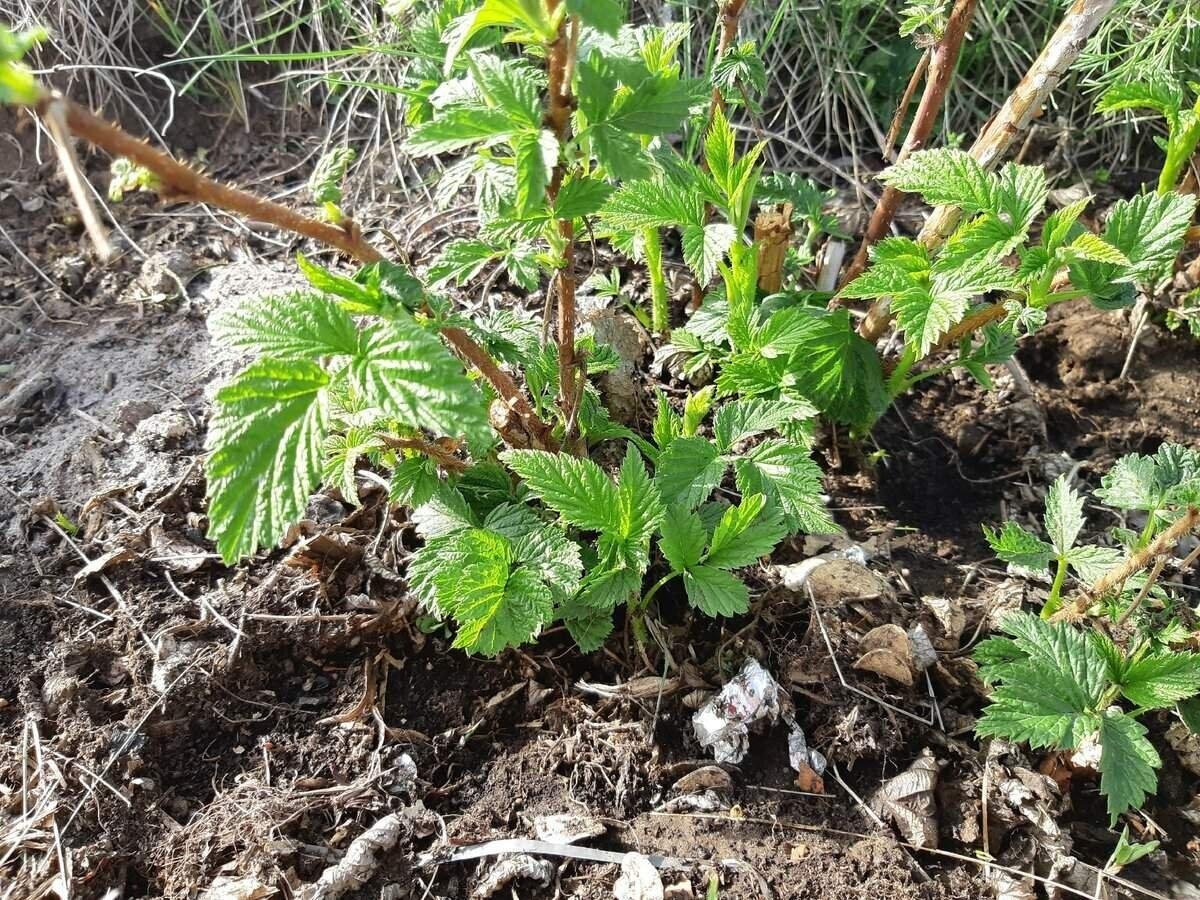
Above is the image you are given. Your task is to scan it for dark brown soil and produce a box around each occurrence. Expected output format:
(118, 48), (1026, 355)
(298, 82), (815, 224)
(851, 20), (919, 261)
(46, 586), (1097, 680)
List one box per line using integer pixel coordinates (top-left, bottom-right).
(2, 103), (1200, 900)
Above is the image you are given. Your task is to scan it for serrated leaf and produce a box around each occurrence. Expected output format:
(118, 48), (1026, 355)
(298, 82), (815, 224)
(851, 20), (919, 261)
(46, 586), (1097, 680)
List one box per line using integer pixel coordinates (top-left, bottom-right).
(1042, 196), (1092, 253)
(891, 284), (968, 359)
(323, 426), (378, 504)
(389, 456), (441, 507)
(1096, 77), (1183, 119)
(653, 436), (726, 509)
(467, 52), (543, 127)
(554, 174), (613, 219)
(878, 148), (995, 212)
(354, 260), (427, 314)
(616, 444), (665, 542)
(733, 439), (834, 534)
(1097, 709), (1160, 824)
(601, 178), (705, 232)
(704, 494), (787, 569)
(1068, 232), (1131, 265)
(205, 360), (330, 563)
(403, 103), (515, 155)
(210, 291), (360, 359)
(682, 386), (715, 436)
(566, 0), (623, 34)
(562, 606), (615, 651)
(713, 398), (812, 452)
(1066, 544), (1126, 584)
(659, 504), (707, 572)
(1044, 474), (1085, 556)
(983, 521), (1054, 572)
(514, 128), (557, 214)
(353, 319), (489, 448)
(838, 237), (930, 300)
(705, 105), (736, 193)
(426, 239), (500, 287)
(308, 146), (356, 206)
(502, 449), (621, 533)
(786, 309), (889, 428)
(682, 223), (737, 285)
(412, 487), (476, 538)
(1118, 651), (1200, 709)
(452, 557), (553, 655)
(590, 123), (654, 181)
(575, 565), (641, 610)
(683, 565), (749, 617)
(608, 76), (693, 135)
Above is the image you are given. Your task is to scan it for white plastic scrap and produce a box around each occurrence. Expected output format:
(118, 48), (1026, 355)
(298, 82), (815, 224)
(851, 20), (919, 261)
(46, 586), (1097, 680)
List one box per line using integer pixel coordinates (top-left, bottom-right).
(778, 546), (869, 591)
(692, 658), (826, 779)
(533, 813), (605, 845)
(613, 853), (664, 900)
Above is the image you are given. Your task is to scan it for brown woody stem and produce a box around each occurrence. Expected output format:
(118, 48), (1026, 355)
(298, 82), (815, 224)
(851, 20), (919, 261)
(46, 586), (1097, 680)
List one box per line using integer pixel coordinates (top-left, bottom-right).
(33, 92), (552, 446)
(1058, 506), (1200, 620)
(884, 50), (931, 156)
(841, 0), (979, 291)
(711, 0), (750, 114)
(379, 435), (469, 472)
(755, 203), (794, 293)
(546, 5), (583, 450)
(856, 0), (1118, 342)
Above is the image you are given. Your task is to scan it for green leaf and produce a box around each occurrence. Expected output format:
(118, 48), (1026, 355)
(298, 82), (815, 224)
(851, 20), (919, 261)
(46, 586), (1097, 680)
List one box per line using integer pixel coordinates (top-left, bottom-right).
(683, 565), (749, 617)
(984, 521), (1054, 572)
(1096, 77), (1183, 120)
(1066, 544), (1126, 584)
(682, 223), (738, 286)
(467, 53), (544, 127)
(502, 449), (621, 533)
(704, 105), (736, 193)
(0, 25), (45, 106)
(453, 556), (554, 655)
(1042, 196), (1092, 253)
(1068, 232), (1131, 266)
(1119, 651), (1200, 709)
(839, 237), (931, 301)
(426, 239), (500, 287)
(443, 0), (557, 72)
(1044, 475), (1085, 557)
(575, 565), (642, 610)
(608, 77), (694, 135)
(601, 178), (705, 232)
(296, 254), (380, 311)
(353, 319), (489, 448)
(659, 504), (707, 572)
(682, 386), (715, 437)
(554, 174), (613, 219)
(711, 41), (767, 100)
(566, 0), (624, 34)
(1097, 709), (1160, 824)
(205, 360), (330, 563)
(732, 439), (835, 534)
(354, 260), (427, 314)
(616, 443), (666, 542)
(713, 398), (812, 453)
(785, 309), (889, 428)
(562, 606), (615, 651)
(389, 456), (441, 507)
(653, 436), (726, 509)
(1109, 826), (1159, 869)
(704, 494), (787, 569)
(878, 148), (995, 213)
(413, 487), (476, 538)
(403, 104), (515, 155)
(308, 147), (356, 206)
(210, 291), (360, 359)
(590, 124), (654, 181)
(975, 613), (1108, 749)
(514, 128), (557, 214)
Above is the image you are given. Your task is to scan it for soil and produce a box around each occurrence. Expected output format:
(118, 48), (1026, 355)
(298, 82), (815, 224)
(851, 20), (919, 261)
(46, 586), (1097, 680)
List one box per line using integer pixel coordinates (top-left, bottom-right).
(2, 102), (1200, 900)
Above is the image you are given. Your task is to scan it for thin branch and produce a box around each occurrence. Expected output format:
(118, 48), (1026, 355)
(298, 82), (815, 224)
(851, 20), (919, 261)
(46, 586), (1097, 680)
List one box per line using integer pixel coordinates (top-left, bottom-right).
(856, 0), (1118, 342)
(379, 435), (469, 473)
(884, 50), (931, 156)
(1058, 506), (1200, 620)
(545, 4), (583, 449)
(27, 91), (554, 446)
(710, 0), (750, 115)
(840, 0), (979, 290)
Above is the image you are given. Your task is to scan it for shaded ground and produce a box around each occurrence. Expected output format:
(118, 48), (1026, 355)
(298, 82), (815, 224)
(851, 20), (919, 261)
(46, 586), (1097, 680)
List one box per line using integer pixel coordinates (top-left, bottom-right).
(2, 106), (1200, 900)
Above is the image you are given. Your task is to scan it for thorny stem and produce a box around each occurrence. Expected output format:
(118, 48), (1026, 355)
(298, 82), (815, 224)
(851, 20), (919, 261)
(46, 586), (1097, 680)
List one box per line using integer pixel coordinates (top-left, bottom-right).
(643, 228), (670, 334)
(710, 0), (750, 115)
(379, 435), (469, 472)
(856, 0), (1118, 342)
(546, 5), (584, 450)
(28, 91), (553, 449)
(884, 50), (931, 156)
(840, 0), (979, 291)
(1057, 505), (1200, 620)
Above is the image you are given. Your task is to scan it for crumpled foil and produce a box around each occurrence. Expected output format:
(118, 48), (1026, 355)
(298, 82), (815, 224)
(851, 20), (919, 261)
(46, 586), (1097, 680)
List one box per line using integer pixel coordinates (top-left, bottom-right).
(692, 658), (826, 777)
